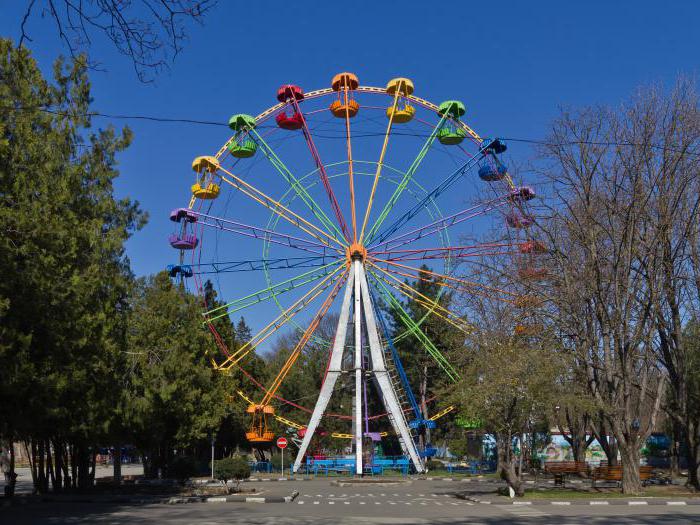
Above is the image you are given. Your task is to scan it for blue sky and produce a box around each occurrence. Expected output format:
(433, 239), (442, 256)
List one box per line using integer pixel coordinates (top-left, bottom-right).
(2, 0), (699, 336)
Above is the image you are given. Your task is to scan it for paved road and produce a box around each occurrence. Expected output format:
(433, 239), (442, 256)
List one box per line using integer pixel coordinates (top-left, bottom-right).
(4, 478), (700, 524)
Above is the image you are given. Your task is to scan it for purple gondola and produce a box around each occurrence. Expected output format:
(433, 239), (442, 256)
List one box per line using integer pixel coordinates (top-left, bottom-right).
(169, 233), (198, 250)
(169, 208), (198, 223)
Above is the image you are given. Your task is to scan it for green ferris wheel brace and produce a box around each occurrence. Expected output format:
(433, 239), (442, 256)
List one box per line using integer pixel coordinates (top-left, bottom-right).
(363, 112), (448, 243)
(228, 113), (346, 243)
(370, 271), (459, 382)
(203, 260), (344, 322)
(250, 128), (347, 243)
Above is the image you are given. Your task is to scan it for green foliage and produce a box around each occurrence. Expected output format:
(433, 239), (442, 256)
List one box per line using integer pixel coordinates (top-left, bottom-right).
(167, 455), (200, 482)
(0, 38), (145, 489)
(445, 334), (564, 436)
(124, 273), (233, 476)
(214, 456), (250, 485)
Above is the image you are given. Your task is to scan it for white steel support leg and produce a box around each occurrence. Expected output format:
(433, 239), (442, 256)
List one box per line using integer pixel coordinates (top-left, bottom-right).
(358, 265), (425, 473)
(353, 259), (363, 475)
(292, 271), (354, 474)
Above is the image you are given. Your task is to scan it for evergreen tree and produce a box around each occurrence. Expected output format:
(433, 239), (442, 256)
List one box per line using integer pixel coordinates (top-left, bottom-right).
(0, 39), (145, 491)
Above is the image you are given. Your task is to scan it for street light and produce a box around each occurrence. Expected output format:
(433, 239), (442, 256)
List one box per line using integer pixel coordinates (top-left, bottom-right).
(210, 434), (216, 480)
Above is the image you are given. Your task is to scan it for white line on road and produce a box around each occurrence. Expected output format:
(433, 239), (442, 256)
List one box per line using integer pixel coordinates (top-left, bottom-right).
(628, 501), (648, 505)
(667, 501), (687, 505)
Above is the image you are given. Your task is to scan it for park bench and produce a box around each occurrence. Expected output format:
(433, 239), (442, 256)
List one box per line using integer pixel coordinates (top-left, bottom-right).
(591, 465), (654, 487)
(368, 458), (410, 476)
(544, 461), (589, 486)
(305, 457), (356, 475)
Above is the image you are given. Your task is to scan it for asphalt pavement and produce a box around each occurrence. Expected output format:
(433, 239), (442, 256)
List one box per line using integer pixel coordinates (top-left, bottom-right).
(4, 478), (700, 524)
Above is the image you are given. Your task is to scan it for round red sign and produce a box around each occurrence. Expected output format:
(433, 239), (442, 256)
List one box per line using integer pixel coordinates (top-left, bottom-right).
(276, 437), (288, 449)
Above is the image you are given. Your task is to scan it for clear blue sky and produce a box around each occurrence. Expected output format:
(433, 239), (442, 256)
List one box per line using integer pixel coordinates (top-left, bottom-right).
(2, 0), (699, 336)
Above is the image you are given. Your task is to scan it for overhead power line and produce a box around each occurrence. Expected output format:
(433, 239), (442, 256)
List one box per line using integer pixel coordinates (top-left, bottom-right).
(1, 105), (699, 157)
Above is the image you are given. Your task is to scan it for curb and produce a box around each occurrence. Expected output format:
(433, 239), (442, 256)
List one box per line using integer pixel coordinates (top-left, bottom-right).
(458, 494), (700, 506)
(246, 478), (309, 482)
(168, 490), (299, 504)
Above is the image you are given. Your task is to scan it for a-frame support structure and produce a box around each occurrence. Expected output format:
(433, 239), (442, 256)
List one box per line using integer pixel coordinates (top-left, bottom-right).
(292, 257), (425, 474)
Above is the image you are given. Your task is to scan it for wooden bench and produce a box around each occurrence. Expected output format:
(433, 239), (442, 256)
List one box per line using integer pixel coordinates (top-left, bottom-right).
(592, 465), (654, 487)
(544, 461), (589, 486)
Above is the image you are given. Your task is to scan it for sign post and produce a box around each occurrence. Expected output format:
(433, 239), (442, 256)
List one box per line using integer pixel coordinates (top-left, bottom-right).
(276, 437), (288, 476)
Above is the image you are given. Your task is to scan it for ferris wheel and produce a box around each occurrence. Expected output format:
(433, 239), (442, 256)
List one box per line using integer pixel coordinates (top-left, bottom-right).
(168, 73), (541, 475)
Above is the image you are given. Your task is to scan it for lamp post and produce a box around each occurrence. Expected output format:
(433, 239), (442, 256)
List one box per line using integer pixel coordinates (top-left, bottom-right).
(210, 434), (216, 480)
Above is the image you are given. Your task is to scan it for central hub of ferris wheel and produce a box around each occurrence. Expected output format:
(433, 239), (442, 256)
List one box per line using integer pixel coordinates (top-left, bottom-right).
(346, 242), (367, 264)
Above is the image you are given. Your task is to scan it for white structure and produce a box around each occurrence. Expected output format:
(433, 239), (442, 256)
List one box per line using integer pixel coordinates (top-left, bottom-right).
(292, 253), (425, 474)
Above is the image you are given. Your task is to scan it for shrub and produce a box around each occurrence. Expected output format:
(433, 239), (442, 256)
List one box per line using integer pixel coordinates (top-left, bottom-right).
(214, 456), (251, 489)
(167, 456), (199, 483)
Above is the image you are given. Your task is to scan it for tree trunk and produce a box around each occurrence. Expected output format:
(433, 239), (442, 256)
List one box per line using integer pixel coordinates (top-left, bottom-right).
(619, 444), (642, 494)
(113, 443), (122, 485)
(496, 432), (524, 497)
(686, 424), (700, 490)
(53, 439), (63, 492)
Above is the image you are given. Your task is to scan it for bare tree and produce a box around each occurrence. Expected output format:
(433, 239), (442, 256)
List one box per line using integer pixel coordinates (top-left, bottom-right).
(635, 80), (700, 489)
(18, 0), (216, 82)
(538, 100), (667, 494)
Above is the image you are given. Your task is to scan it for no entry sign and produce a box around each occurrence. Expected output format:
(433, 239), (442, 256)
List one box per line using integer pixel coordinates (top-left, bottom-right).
(276, 437), (288, 449)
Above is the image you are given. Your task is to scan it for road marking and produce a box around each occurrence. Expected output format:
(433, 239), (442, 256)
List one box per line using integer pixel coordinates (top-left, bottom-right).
(375, 502), (381, 505)
(359, 501), (365, 505)
(552, 501), (571, 505)
(628, 501), (648, 505)
(380, 493), (386, 496)
(435, 502), (442, 506)
(313, 501), (320, 505)
(513, 501), (532, 505)
(329, 494), (334, 497)
(344, 501), (350, 505)
(590, 501), (609, 505)
(406, 493), (412, 496)
(667, 501), (687, 505)
(304, 494), (311, 497)
(405, 502), (412, 505)
(420, 502), (427, 506)
(419, 493), (425, 497)
(450, 502), (459, 506)
(297, 501), (304, 505)
(389, 501), (396, 505)
(328, 501), (335, 505)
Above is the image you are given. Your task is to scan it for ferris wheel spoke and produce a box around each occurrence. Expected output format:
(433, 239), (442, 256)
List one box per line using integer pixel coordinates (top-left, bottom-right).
(363, 112), (448, 243)
(341, 84), (358, 242)
(368, 196), (512, 251)
(258, 268), (348, 407)
(290, 97), (352, 242)
(369, 256), (518, 304)
(203, 260), (345, 321)
(216, 165), (345, 249)
(368, 263), (472, 334)
(184, 255), (337, 274)
(214, 265), (346, 371)
(192, 210), (340, 256)
(367, 270), (459, 382)
(371, 242), (523, 263)
(250, 128), (346, 242)
(366, 151), (486, 246)
(358, 89), (402, 243)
